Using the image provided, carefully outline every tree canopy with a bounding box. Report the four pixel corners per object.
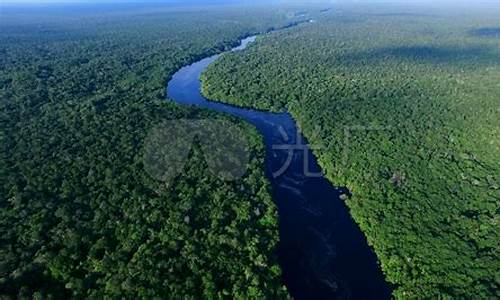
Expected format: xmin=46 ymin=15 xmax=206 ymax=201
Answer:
xmin=0 ymin=4 xmax=311 ymax=298
xmin=202 ymin=4 xmax=500 ymax=298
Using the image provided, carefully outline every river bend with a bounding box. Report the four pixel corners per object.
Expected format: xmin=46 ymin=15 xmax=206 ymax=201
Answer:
xmin=167 ymin=34 xmax=391 ymax=299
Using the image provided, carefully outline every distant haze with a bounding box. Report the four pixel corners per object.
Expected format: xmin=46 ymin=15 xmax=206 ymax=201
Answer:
xmin=2 ymin=0 xmax=497 ymax=8
xmin=3 ymin=0 xmax=300 ymax=4
xmin=1 ymin=0 xmax=496 ymax=4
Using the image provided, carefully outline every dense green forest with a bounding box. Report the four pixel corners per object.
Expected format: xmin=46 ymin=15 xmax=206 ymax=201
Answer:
xmin=0 ymin=4 xmax=311 ymax=298
xmin=202 ymin=5 xmax=500 ymax=298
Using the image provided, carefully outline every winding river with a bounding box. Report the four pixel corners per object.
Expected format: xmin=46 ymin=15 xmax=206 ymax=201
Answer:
xmin=167 ymin=32 xmax=391 ymax=299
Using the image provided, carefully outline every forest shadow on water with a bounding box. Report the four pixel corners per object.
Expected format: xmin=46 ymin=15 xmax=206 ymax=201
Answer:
xmin=340 ymin=45 xmax=497 ymax=65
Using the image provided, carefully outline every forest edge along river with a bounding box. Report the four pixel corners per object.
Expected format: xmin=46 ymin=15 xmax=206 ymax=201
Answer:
xmin=167 ymin=24 xmax=392 ymax=299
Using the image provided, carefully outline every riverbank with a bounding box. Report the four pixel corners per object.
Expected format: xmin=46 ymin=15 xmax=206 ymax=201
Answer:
xmin=168 ymin=27 xmax=391 ymax=299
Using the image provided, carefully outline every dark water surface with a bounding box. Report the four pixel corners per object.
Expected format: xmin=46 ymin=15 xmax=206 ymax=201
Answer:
xmin=167 ymin=35 xmax=391 ymax=299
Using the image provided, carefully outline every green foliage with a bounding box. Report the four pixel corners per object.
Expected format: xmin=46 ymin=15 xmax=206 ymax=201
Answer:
xmin=0 ymin=4 xmax=305 ymax=298
xmin=202 ymin=4 xmax=500 ymax=298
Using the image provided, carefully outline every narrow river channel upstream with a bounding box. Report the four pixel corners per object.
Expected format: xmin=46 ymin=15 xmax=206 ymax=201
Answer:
xmin=167 ymin=32 xmax=392 ymax=299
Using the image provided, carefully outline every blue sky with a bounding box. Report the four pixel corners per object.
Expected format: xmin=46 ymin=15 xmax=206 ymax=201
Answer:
xmin=2 ymin=0 xmax=331 ymax=3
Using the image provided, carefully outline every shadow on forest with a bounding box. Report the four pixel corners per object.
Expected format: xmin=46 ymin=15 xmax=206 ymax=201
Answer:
xmin=341 ymin=45 xmax=497 ymax=65
xmin=470 ymin=27 xmax=500 ymax=38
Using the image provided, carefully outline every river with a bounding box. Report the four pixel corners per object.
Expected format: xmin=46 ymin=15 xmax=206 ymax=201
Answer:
xmin=167 ymin=33 xmax=391 ymax=299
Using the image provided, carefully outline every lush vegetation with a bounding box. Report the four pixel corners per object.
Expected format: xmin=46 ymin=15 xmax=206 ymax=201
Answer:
xmin=202 ymin=5 xmax=500 ymax=298
xmin=0 ymin=4 xmax=311 ymax=298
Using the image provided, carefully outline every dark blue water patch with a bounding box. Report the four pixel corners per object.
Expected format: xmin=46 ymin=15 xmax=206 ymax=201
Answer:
xmin=167 ymin=36 xmax=392 ymax=299
xmin=470 ymin=27 xmax=500 ymax=38
xmin=294 ymin=11 xmax=309 ymax=17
